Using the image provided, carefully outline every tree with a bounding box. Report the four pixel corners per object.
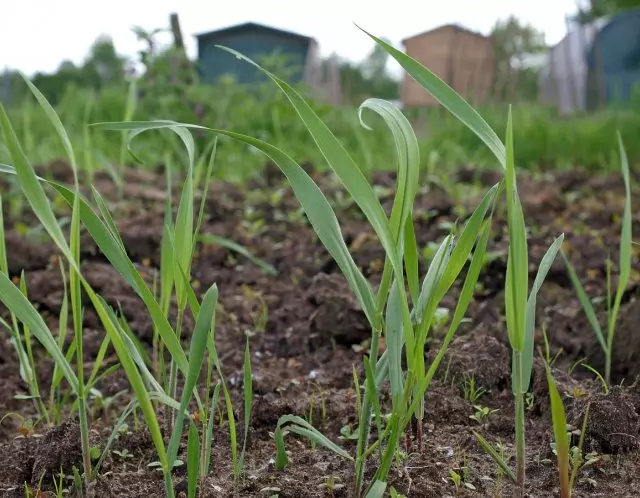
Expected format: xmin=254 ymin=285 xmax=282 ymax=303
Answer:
xmin=84 ymin=35 xmax=127 ymax=86
xmin=575 ymin=0 xmax=640 ymax=22
xmin=360 ymin=39 xmax=390 ymax=80
xmin=324 ymin=39 xmax=399 ymax=105
xmin=490 ymin=16 xmax=548 ymax=101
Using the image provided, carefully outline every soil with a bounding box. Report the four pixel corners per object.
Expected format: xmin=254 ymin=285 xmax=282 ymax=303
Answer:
xmin=0 ymin=160 xmax=639 ymax=497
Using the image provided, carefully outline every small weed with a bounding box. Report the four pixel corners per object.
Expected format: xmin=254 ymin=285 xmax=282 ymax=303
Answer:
xmin=470 ymin=405 xmax=499 ymax=425
xmin=447 ymin=454 xmax=476 ymax=492
xmin=463 ymin=375 xmax=489 ymax=403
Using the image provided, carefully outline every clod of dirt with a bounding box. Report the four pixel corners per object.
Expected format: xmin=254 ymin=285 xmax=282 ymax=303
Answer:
xmin=31 ymin=421 xmax=83 ymax=482
xmin=455 ymin=166 xmax=502 ymax=187
xmin=583 ymin=386 xmax=640 ymax=454
xmin=4 ymin=230 xmax=53 ymax=276
xmin=433 ymin=332 xmax=510 ymax=392
xmin=529 ymin=358 xmax=588 ymax=416
xmin=307 ymin=273 xmax=369 ymax=348
xmin=0 ymin=438 xmax=36 ymax=494
xmin=518 ymin=174 xmax=566 ymax=213
xmin=93 ymin=471 xmax=164 ymax=497
xmin=117 ymin=216 xmax=163 ymax=264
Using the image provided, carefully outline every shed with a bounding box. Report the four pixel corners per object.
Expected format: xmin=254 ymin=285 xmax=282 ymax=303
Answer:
xmin=401 ymin=24 xmax=495 ymax=108
xmin=194 ymin=22 xmax=322 ymax=89
xmin=539 ymin=9 xmax=640 ymax=114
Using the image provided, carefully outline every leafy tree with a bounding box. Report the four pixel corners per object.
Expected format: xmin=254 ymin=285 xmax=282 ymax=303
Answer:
xmin=490 ymin=16 xmax=548 ymax=101
xmin=323 ymin=39 xmax=399 ymax=105
xmin=18 ymin=35 xmax=129 ymax=105
xmin=575 ymin=0 xmax=640 ymax=22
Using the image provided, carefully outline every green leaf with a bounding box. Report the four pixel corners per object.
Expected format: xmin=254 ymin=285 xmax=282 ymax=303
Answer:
xmin=18 ymin=72 xmax=77 ymax=177
xmin=561 ymin=252 xmax=606 ymax=353
xmin=0 ymin=272 xmax=78 ymax=392
xmin=198 ymin=234 xmax=278 ymax=276
xmin=96 ymin=121 xmax=197 ymax=310
xmin=433 ymin=182 xmax=501 ymax=302
xmin=403 ymin=217 xmax=419 ymax=305
xmin=358 ymin=28 xmax=505 ymax=168
xmin=517 ymin=234 xmax=564 ymax=393
xmin=238 ymin=336 xmax=252 ymax=475
xmin=91 ymin=187 xmax=126 ymax=251
xmin=274 ymin=415 xmax=353 ymax=470
xmin=202 ymin=382 xmax=221 ymax=477
xmin=365 ymin=480 xmax=387 ymax=498
xmin=167 ymin=284 xmax=219 ymax=468
xmin=87 ymin=290 xmax=170 ymax=473
xmin=545 ymin=366 xmax=570 ymax=497
xmin=187 ymin=420 xmax=200 ymax=498
xmin=0 ymin=102 xmax=70 ymax=259
xmin=609 ymin=133 xmax=632 ymax=344
xmin=504 ymin=107 xmax=528 ymax=353
xmin=173 ymin=163 xmax=194 ymax=310
xmin=211 ymin=130 xmax=378 ymax=325
xmin=412 ymin=234 xmax=453 ymax=329
xmin=385 ymin=280 xmax=406 ymax=410
xmin=363 ymin=355 xmax=383 ymax=455
xmin=472 ymin=430 xmax=516 ymax=483
xmin=358 ymin=97 xmax=420 ymax=251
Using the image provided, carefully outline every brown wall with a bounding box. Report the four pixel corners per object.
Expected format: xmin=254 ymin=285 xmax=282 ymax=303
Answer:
xmin=402 ymin=25 xmax=495 ymax=107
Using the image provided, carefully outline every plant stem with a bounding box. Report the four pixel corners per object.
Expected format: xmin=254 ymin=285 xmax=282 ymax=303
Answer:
xmin=164 ymin=470 xmax=176 ymax=498
xmin=77 ymin=396 xmax=92 ymax=483
xmin=514 ymin=351 xmax=526 ymax=496
xmin=353 ymin=329 xmax=378 ymax=496
xmin=604 ymin=347 xmax=611 ymax=386
xmin=167 ymin=309 xmax=185 ymax=432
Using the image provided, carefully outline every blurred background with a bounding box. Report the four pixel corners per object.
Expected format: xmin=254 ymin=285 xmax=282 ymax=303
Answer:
xmin=2 ymin=0 xmax=640 ymax=178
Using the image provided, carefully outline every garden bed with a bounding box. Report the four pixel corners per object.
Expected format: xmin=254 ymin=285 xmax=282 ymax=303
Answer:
xmin=0 ymin=162 xmax=638 ymax=497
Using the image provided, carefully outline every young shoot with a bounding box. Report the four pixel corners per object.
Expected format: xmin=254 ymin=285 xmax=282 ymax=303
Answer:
xmin=561 ymin=134 xmax=632 ymax=385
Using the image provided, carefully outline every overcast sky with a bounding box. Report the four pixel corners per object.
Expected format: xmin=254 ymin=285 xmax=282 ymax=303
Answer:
xmin=4 ymin=0 xmax=584 ymax=76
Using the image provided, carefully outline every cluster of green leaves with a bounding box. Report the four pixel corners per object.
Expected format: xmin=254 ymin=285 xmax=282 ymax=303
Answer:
xmin=0 ymin=23 xmax=634 ymax=498
xmin=0 ymin=74 xmax=255 ymax=497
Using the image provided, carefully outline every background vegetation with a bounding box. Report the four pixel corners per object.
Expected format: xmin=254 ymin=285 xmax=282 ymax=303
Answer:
xmin=1 ymin=13 xmax=639 ymax=179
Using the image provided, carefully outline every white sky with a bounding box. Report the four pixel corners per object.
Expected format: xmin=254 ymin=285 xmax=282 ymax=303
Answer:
xmin=3 ymin=0 xmax=584 ymax=76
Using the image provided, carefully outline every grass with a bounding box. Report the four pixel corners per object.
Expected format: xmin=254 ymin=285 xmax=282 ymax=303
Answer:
xmin=561 ymin=135 xmax=633 ymax=385
xmin=0 ymin=24 xmax=636 ymax=498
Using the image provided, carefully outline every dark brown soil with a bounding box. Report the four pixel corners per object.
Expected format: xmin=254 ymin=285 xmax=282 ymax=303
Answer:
xmin=0 ymin=161 xmax=639 ymax=497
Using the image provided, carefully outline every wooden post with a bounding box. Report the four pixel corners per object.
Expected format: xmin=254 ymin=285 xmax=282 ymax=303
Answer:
xmin=169 ymin=12 xmax=195 ymax=85
xmin=170 ymin=13 xmax=185 ymax=52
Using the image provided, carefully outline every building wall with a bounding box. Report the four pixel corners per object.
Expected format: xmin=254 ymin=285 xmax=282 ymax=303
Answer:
xmin=197 ymin=29 xmax=310 ymax=85
xmin=402 ymin=26 xmax=495 ymax=107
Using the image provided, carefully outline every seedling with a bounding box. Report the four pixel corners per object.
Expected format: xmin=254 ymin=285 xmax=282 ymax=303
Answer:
xmin=113 ymin=448 xmax=134 ymax=461
xmin=320 ymin=475 xmax=345 ymax=497
xmin=470 ymin=405 xmax=499 ymax=425
xmin=463 ymin=375 xmax=489 ymax=403
xmin=0 ymin=75 xmax=228 ymax=498
xmin=469 ymin=108 xmax=565 ymax=497
xmin=447 ymin=454 xmax=476 ymax=492
xmin=561 ymin=134 xmax=632 ymax=385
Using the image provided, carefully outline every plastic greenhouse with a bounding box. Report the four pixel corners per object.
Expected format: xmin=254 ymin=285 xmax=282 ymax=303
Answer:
xmin=539 ymin=8 xmax=640 ymax=114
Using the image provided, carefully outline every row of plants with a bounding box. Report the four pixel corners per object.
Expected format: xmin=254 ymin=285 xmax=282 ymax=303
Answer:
xmin=0 ymin=27 xmax=633 ymax=498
